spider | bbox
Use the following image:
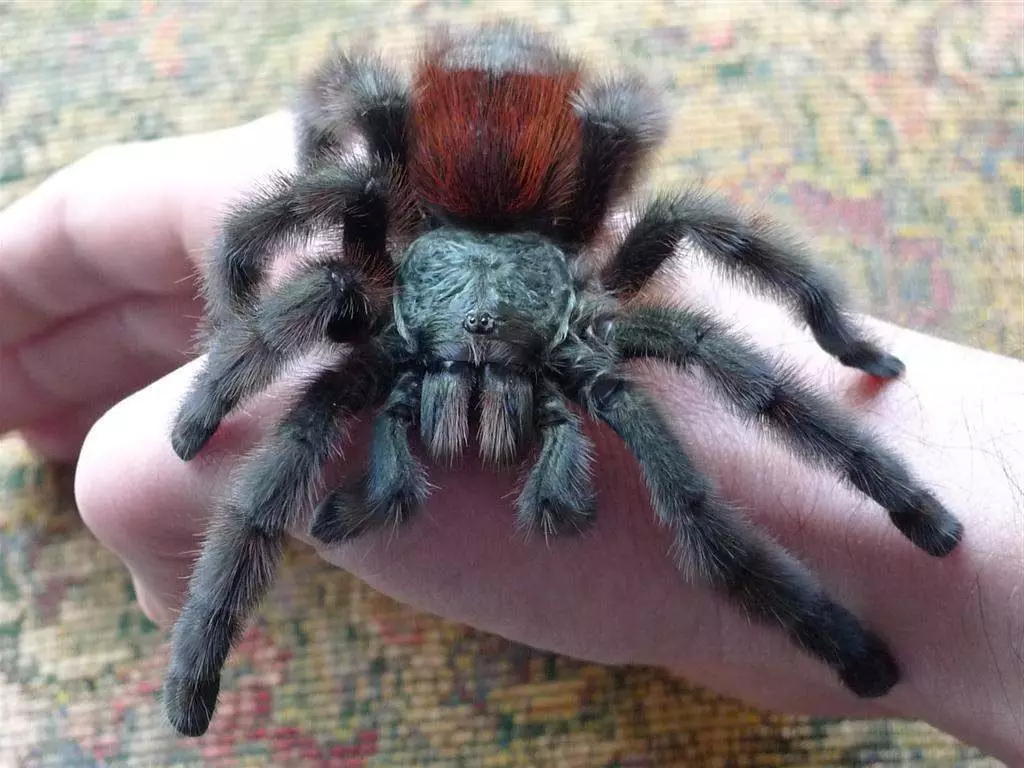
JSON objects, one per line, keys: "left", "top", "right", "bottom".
{"left": 163, "top": 22, "right": 964, "bottom": 737}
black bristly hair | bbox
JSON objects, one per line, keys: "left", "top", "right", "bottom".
{"left": 164, "top": 20, "right": 963, "bottom": 737}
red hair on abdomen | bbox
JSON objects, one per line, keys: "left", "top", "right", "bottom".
{"left": 407, "top": 59, "right": 583, "bottom": 228}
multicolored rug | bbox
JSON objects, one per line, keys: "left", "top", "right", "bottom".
{"left": 1, "top": 1, "right": 1020, "bottom": 765}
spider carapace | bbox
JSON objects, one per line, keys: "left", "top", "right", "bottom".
{"left": 163, "top": 22, "right": 963, "bottom": 737}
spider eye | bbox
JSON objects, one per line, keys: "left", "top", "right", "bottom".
{"left": 463, "top": 310, "right": 497, "bottom": 335}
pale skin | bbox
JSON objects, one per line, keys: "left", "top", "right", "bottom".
{"left": 0, "top": 113, "right": 1021, "bottom": 763}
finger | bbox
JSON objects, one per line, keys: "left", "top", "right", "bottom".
{"left": 0, "top": 112, "right": 296, "bottom": 346}
{"left": 0, "top": 293, "right": 200, "bottom": 434}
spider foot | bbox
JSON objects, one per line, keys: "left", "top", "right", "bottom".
{"left": 164, "top": 672, "right": 221, "bottom": 737}
{"left": 891, "top": 491, "right": 964, "bottom": 558}
{"left": 837, "top": 630, "right": 901, "bottom": 699}
{"left": 838, "top": 342, "right": 905, "bottom": 380}
{"left": 170, "top": 414, "right": 219, "bottom": 462}
{"left": 310, "top": 487, "right": 368, "bottom": 544}
{"left": 310, "top": 480, "right": 420, "bottom": 544}
{"left": 516, "top": 491, "right": 596, "bottom": 538}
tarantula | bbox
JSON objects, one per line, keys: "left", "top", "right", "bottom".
{"left": 163, "top": 22, "right": 963, "bottom": 737}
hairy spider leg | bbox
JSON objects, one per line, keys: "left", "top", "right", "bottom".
{"left": 165, "top": 342, "right": 396, "bottom": 737}
{"left": 614, "top": 305, "right": 963, "bottom": 556}
{"left": 172, "top": 158, "right": 407, "bottom": 460}
{"left": 204, "top": 157, "right": 401, "bottom": 324}
{"left": 296, "top": 51, "right": 409, "bottom": 168}
{"left": 172, "top": 258, "right": 373, "bottom": 460}
{"left": 558, "top": 75, "right": 668, "bottom": 244}
{"left": 564, "top": 361, "right": 901, "bottom": 698}
{"left": 310, "top": 369, "right": 428, "bottom": 543}
{"left": 601, "top": 192, "right": 906, "bottom": 378}
{"left": 515, "top": 381, "right": 596, "bottom": 536}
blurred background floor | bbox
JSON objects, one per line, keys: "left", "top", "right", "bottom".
{"left": 0, "top": 1, "right": 1020, "bottom": 765}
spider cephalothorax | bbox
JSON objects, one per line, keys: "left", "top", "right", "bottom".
{"left": 164, "top": 22, "right": 963, "bottom": 737}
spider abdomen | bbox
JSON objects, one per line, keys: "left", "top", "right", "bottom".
{"left": 407, "top": 30, "right": 584, "bottom": 230}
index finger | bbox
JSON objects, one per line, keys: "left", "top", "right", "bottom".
{"left": 0, "top": 112, "right": 297, "bottom": 346}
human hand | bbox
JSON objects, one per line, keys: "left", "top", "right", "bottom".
{"left": 78, "top": 308, "right": 1024, "bottom": 763}
{"left": 4, "top": 115, "right": 1020, "bottom": 763}
{"left": 0, "top": 114, "right": 295, "bottom": 461}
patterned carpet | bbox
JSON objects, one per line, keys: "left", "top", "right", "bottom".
{"left": 0, "top": 1, "right": 1021, "bottom": 765}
